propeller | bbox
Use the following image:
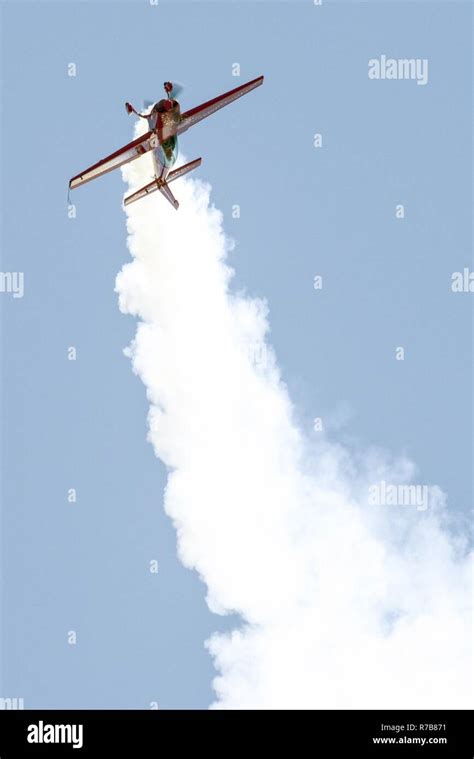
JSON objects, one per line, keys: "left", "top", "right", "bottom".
{"left": 163, "top": 81, "right": 185, "bottom": 99}
{"left": 169, "top": 81, "right": 184, "bottom": 99}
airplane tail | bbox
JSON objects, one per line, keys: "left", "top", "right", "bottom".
{"left": 123, "top": 158, "right": 202, "bottom": 210}
{"left": 166, "top": 158, "right": 202, "bottom": 185}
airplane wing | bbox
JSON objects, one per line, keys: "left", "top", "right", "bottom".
{"left": 69, "top": 130, "right": 158, "bottom": 190}
{"left": 176, "top": 75, "right": 264, "bottom": 137}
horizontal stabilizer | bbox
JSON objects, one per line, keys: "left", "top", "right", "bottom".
{"left": 167, "top": 158, "right": 202, "bottom": 183}
{"left": 123, "top": 158, "right": 202, "bottom": 209}
{"left": 123, "top": 178, "right": 162, "bottom": 207}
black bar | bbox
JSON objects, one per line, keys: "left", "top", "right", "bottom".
{"left": 0, "top": 709, "right": 472, "bottom": 756}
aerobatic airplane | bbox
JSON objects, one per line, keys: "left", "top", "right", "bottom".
{"left": 69, "top": 76, "right": 264, "bottom": 210}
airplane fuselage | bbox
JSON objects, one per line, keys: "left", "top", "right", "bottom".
{"left": 146, "top": 98, "right": 181, "bottom": 181}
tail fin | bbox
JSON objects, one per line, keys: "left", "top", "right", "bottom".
{"left": 123, "top": 158, "right": 202, "bottom": 209}
{"left": 159, "top": 182, "right": 179, "bottom": 210}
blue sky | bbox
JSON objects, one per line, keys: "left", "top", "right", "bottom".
{"left": 0, "top": 0, "right": 471, "bottom": 708}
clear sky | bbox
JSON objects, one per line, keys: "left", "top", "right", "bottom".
{"left": 0, "top": 0, "right": 472, "bottom": 708}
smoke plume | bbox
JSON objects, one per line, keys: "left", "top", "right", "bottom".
{"left": 116, "top": 125, "right": 472, "bottom": 708}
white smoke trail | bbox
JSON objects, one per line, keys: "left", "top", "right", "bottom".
{"left": 117, "top": 124, "right": 472, "bottom": 709}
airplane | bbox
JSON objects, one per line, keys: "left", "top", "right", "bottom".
{"left": 69, "top": 75, "right": 264, "bottom": 210}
